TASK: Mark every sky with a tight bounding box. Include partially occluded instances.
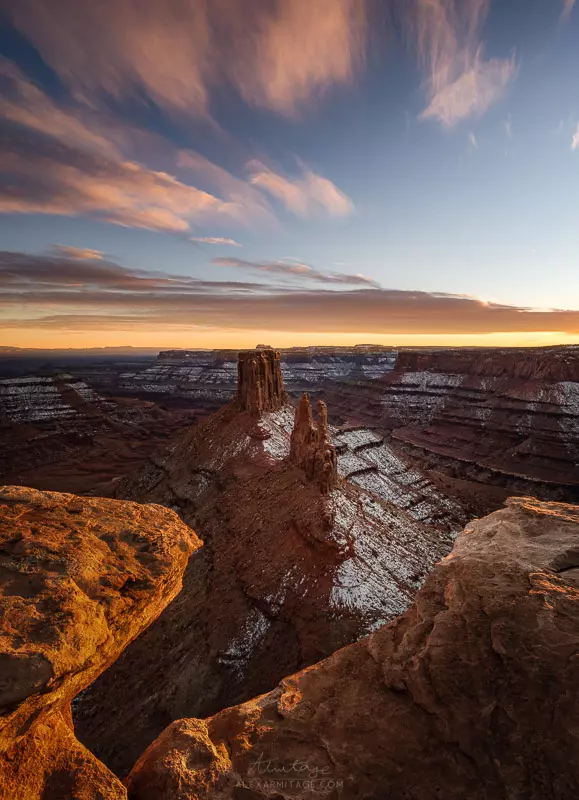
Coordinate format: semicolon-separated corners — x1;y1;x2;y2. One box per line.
1;0;579;349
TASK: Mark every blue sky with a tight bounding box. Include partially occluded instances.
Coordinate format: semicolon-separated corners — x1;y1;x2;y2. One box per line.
1;0;579;347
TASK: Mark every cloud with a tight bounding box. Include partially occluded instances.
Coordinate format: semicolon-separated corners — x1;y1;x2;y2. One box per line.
248;161;353;218
0;127;228;232
52;245;104;260
190;237;243;247
7;0;366;119
468;131;478;149
421;53;516;126
572;124;579;151
232;0;366;116
403;0;515;126
0;61;120;160
2;250;579;336
561;0;576;22
0;67;276;234
0;250;264;295
213;257;379;286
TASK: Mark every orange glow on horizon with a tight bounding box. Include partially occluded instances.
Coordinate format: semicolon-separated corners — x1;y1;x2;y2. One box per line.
2;328;578;350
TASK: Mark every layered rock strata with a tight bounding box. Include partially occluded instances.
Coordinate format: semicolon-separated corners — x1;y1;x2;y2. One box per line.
290;394;339;494
74;353;457;777
237;349;287;415
0;485;200;799
119;346;397;403
125;497;579;800
325;346;579;505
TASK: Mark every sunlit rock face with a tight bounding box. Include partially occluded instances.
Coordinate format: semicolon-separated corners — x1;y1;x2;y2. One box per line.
74;351;458;778
0;485;200;800
290;393;339;494
125;497;579;800
237;349;287;415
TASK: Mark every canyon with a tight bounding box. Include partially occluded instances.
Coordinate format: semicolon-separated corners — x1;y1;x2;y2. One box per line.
326;345;579;505
2;485;578;797
5;344;578;515
73;349;459;776
125;496;579;800
0;347;578;797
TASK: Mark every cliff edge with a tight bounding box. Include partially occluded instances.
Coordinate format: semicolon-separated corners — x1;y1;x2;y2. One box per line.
0;485;201;800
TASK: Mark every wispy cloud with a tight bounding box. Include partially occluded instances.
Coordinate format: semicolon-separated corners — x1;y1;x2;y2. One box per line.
248;161;353;218
505;117;513;138
213;257;379;287
0;65;275;234
190;237;243;247
7;0;365;119
469;131;478;148
234;0;366;116
3;250;579;335
403;0;515;126
0;250;264;295
561;0;576;22
572;124;579;150
51;245;104;261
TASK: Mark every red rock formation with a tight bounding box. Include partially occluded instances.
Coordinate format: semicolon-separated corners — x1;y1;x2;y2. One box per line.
76;396;455;777
325;346;579;499
0;485;201;800
125;497;579;800
290;393;339;494
392;345;579;382
237;349;286;415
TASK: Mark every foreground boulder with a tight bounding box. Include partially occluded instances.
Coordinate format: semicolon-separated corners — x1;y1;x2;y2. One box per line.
0;485;201;799
126;497;579;800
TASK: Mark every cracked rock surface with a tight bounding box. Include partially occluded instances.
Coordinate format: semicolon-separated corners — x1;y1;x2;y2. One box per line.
0;485;200;800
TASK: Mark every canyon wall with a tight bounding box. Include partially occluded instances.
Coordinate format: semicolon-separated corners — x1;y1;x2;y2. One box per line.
326;346;579;500
118;346;397;402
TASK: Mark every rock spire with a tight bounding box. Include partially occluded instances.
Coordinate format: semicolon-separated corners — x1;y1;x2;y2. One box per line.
290;393;339;494
237;349;287;416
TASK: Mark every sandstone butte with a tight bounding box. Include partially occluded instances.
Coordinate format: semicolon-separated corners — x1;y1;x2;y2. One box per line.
125;497;579;800
0;485;201;800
